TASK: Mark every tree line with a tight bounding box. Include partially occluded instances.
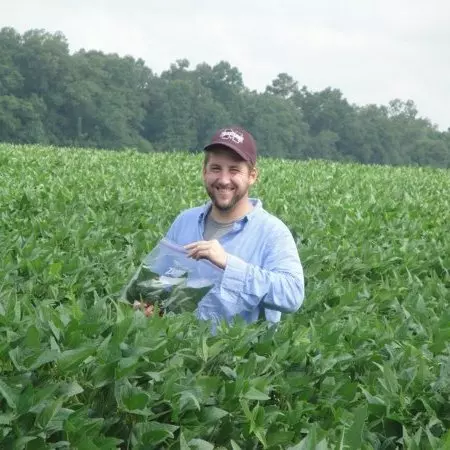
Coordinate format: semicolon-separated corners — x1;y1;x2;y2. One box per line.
1;27;449;168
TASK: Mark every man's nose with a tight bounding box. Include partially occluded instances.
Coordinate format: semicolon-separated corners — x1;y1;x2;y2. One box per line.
217;170;231;183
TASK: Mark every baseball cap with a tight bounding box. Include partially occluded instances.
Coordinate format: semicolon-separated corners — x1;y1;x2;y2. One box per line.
204;126;257;166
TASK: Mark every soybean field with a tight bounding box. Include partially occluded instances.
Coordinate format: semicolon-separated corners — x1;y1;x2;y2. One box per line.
0;144;449;449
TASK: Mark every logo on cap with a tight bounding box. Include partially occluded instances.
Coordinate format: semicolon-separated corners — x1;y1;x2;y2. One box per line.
219;129;244;144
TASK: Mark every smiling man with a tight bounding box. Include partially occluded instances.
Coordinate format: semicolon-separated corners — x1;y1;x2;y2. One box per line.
164;126;305;326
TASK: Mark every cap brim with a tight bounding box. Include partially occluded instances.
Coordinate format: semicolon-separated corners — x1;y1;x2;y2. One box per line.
204;141;250;163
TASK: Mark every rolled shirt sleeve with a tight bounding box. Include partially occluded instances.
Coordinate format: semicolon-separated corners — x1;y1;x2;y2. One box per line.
219;225;304;314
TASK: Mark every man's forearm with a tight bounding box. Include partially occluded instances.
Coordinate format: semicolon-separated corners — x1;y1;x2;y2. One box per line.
220;253;304;314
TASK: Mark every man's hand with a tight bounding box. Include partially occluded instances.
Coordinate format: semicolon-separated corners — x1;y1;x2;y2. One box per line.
184;240;228;269
132;301;154;317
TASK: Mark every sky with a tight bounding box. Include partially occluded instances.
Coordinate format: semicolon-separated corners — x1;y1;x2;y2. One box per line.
2;0;449;131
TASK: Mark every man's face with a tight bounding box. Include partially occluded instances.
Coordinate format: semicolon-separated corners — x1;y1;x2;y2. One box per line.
203;150;257;212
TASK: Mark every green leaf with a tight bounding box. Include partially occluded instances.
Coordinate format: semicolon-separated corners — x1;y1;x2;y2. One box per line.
36;397;64;429
344;403;368;449
59;381;84;399
253;428;267;448
267;431;296;446
49;261;63;277
49;441;71;448
23;384;60;415
201;406;229;423
201;335;208;362
180;432;190;450
360;386;387;414
0;378;18;409
188;439;215;450
29;349;60;370
115;380;151;414
179;390;201;413
145;371;163;382
58;346;95;372
24;325;41;349
133;421;179;446
115;355;140;379
230;440;242;450
243;387;270;401
287;425;328;450
13;436;38;447
0;412;15;425
123;391;149;411
220;366;237;379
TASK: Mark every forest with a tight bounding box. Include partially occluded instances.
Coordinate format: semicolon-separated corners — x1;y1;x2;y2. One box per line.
1;27;449;168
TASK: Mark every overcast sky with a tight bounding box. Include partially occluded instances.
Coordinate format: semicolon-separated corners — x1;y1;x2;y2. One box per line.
2;0;449;130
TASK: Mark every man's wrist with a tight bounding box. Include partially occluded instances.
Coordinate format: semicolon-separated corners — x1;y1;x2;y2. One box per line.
219;253;228;270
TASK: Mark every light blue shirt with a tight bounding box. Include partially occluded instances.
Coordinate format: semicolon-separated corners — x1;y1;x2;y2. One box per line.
164;198;305;325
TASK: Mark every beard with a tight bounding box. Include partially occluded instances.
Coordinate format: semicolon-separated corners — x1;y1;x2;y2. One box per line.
206;183;247;212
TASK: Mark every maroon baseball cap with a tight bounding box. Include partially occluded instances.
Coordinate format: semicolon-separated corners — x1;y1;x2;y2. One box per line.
204;126;257;165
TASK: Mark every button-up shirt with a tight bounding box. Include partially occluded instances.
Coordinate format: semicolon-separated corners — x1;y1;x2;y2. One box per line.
164;198;305;325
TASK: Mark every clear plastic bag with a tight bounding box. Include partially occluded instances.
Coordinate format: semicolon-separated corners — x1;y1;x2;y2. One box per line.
123;238;223;314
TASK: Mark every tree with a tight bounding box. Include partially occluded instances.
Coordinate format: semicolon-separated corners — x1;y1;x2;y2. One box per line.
387;99;418;120
0;95;46;143
240;92;309;159
63;50;151;148
143;77;231;151
265;73;298;99
193;61;246;121
304;130;340;161
355;104;399;165
13;29;73;144
0;27;24;96
293;86;367;161
160;58;191;82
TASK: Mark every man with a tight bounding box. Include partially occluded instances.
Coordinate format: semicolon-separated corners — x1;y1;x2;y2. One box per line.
164;126;305;326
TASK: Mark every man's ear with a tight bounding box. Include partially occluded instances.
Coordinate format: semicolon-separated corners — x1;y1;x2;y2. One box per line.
249;166;258;185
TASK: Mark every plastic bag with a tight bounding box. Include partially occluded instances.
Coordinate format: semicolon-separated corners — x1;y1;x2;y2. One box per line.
123;238;223;314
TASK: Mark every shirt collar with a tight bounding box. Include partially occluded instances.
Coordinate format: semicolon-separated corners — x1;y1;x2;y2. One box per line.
198;198;263;224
